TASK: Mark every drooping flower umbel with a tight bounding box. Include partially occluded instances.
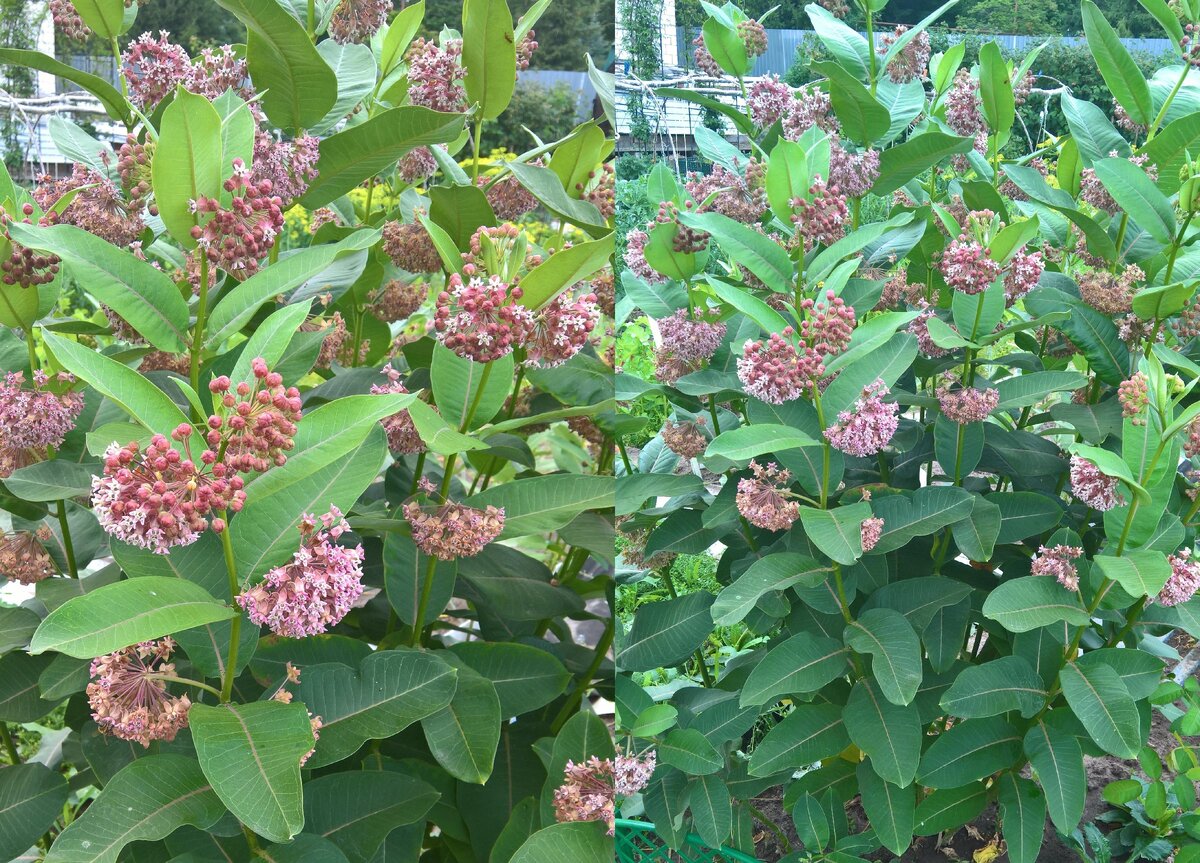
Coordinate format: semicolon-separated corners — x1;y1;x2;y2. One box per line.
0;370;84;477
406;38;468;112
552;751;657;836
0;526;56;585
736;461;800;531
87;638;191;747
328;0;390;43
824;380;899;457
936;376;1000;425
370;364;425;455
1069;455;1125;511
404;500;506;560
1031;544;1085;591
662;419;709;460
237;508;365;638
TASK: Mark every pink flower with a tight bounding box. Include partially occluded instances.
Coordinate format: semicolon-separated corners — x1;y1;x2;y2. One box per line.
861;516;884;553
328;0;390;43
206;359;303;474
658;308;726;363
791;178;848;249
737;461;800;531
623;229;665;285
909;302;952;358
0;370;83;460
1031;544;1084;591
33;164;143;247
800;291;856;356
406;38;467;112
824;380;899;457
1157;549;1200;606
936;378;1000;424
50;0;90;40
829;143;880;199
879;26;930;83
748;75;793;127
946;70;984;136
553;752;656;836
399;147;438;184
1118;373;1149;424
88;639;191;747
737;19;768;57
252;132;320;204
191;160;285;274
370;365;425;455
941;237;1001;295
1003;249;1044;303
122;32;191;110
404;500;506;560
187;45;251;102
0;526;56;584
1070;455;1125;511
782;86;839;140
237;508;365;638
737;329;823;404
433;273;535;363
684;163;767;224
526;289;600;368
692;34;723;76
482;174;539;220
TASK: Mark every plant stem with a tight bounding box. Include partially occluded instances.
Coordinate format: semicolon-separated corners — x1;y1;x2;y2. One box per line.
1113;212;1130;266
56;500;78;578
410;556;439;648
24;327;36;373
471;119;484;182
952;421;965;485
218;512;241;703
147;674;223;699
617;439;634;474
550;616;614;732
409;450;427;496
813;390;830;508
0;724;20;764
707;395;721;435
1147;61;1190;141
1165;211;1194;284
747;803;793;855
865;6;877;95
306;0;316;40
111;37;128;102
190;255;210;401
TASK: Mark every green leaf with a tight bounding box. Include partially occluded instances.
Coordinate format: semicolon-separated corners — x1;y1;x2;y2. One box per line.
42;332;189;433
711;554;828;626
462;0;517;119
747;703;850;777
1132;282;1194;321
950;495;1001;561
812;61;890;145
506;161;609;237
804;3;869;79
844;608;922;706
300;107;466;207
508;822;612;863
1093;157;1175;244
766;139;808;223
0;653;54;721
704;423;820;461
700;15;748;77
1081;0;1154;127
0;282;41;330
1076;648;1165;699
383;533;456;630
213;0;337;130
858;760;914;856
517;233;613;310
190;701;314;843
1025;720;1086;833
658;728;723;775
618;591;715;670
616;474;705;516
630;703;679;738
982;576;1092;633
6;223;189;352
152;90;223;250
994;371;1088;411
0;49;127;123
43;756;223;863
939;656;1047;719
205;230;381;347
229;301;311;388
0;763;68;862
449;642;570;719
467;474;613;538
1093;551;1172;598
821;331;917;419
1144;111;1200;194
979;42;1015;144
868;487;974;554
843;678;922;787
991;492;1067;546
303;769;438;862
422;662;501;784
872;131;974;196
915;783;989;836
740;633;848;707
689;774;732;849
798;502;871;565
675;210;794;293
998;773;1047;863
1058;662;1141;758
295;649;458;769
431;345;512;430
3;460;94;502
792;793;831;851
29;576;235;658
917;716;1024;788
0;606;39;654
69;0;125;38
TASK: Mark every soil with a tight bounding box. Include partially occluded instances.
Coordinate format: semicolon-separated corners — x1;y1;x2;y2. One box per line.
748;633;1200;862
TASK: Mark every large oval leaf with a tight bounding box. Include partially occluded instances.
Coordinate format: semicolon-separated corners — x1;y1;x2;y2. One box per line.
152;90;223;251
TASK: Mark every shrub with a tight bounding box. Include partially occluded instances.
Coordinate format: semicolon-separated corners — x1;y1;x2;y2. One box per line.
0;1;616;860
617;2;1200;861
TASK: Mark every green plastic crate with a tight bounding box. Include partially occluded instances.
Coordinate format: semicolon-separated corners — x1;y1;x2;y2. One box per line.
615;818;761;862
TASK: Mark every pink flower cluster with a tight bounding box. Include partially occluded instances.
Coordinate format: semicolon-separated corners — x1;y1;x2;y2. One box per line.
736;461;800;531
909;302;951;358
662;419;709;459
87;639;191;747
1;204;61;288
207;359;303;474
0;526;55;585
433;273;535;363
879;26;930;83
404;500;506;560
1069;455;1125;511
237;508;365;638
737;329;824;404
34;164;143;248
800;291;856;356
748;75;793;127
623;229;664;284
526;288;600;368
791;178;849;249
655;308;727;385
0;370;83;466
483;173;540;220
1157;549;1200;606
1003;249;1044;304
946;70;984;136
370;364;425;455
861;516;884;553
941;237;1001;295
783;86;838;140
1031;545;1084;591
328;0;390;43
406;38;468;112
936;378;1000;424
684;163;767;224
692;34;723;76
1118;372;1149;424
399;147;439;184
50;0;90;40
553;752;657;836
825;380;900;456
252;132;320;204
191;160;285;274
829;143;881;199
122;32;191;109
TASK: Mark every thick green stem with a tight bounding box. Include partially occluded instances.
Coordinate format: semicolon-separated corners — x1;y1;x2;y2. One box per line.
952;421;965;485
1165;211;1194;284
147;674;223;699
865;6;877;95
218;513;241;703
410;556;439;648
24;328;36;373
408;450;427;496
1147;61;1190;142
550;617;614;732
1113;213;1130;266
471;120;484;182
56;500;78;579
306;0;316;40
813;391;831;508
747;803;793;855
190;255;210;400
0;724;19;764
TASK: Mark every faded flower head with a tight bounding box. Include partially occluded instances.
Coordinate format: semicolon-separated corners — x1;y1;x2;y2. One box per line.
553;752;656;835
404;500;506;560
936;377;1000;425
908;302;952;359
879;25;930;83
824;380;899;457
1031;545;1084;592
370;364;425;455
34;164;143;247
88;638;191;747
482;173;539;220
1158;549;1200;606
1077;265;1143;315
685;162;767;224
433;272;535;363
1069;455;1125;511
737;461;800;531
946;69;984;136
237;508;365;638
383;219;444;273
737;329;824;404
661;418;709;459
0;525;55;584
399;147;439;184
328;0;390;43
372;278;428;322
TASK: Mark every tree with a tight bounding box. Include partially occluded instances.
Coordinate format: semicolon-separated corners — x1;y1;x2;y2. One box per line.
118;0;242;48
955;0;1062;35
